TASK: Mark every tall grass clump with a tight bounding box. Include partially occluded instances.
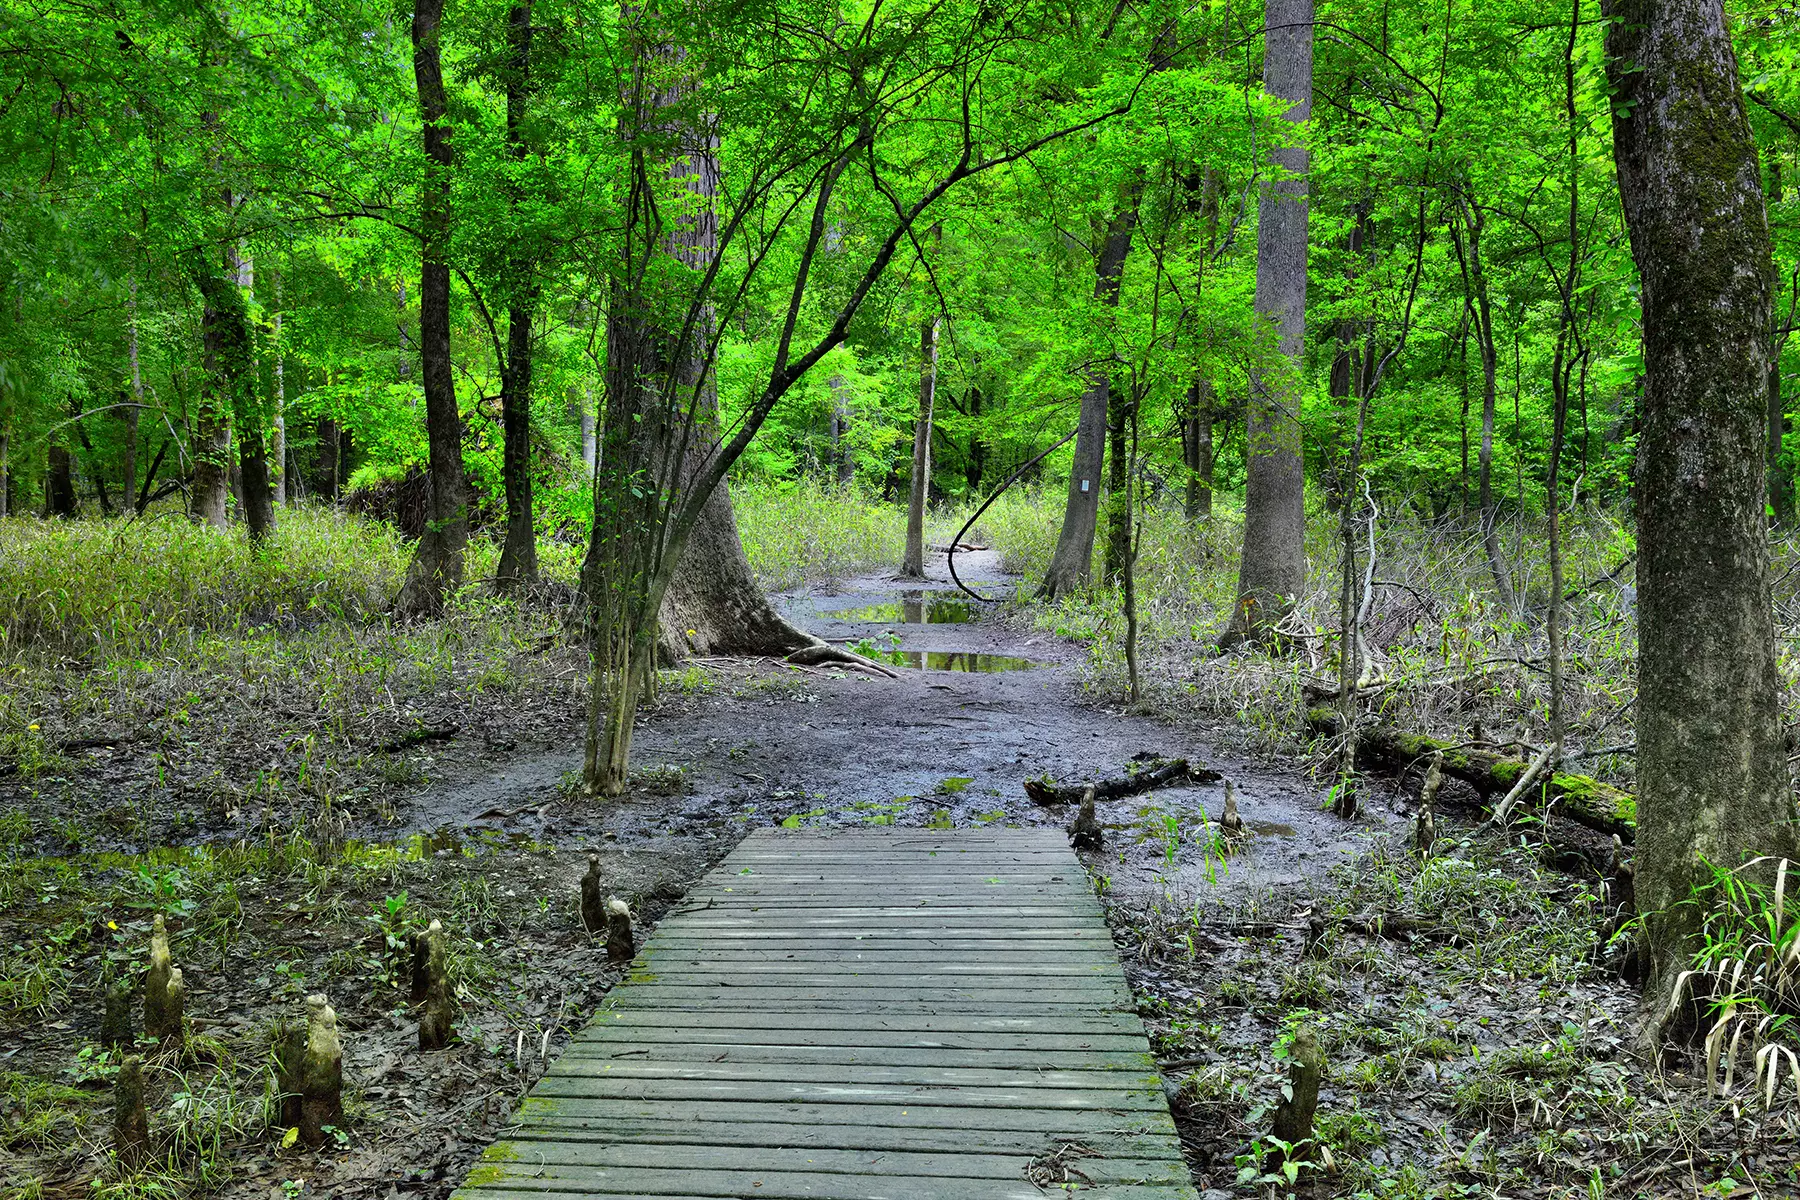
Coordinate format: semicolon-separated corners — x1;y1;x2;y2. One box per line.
734;478;908;590
971;487;1062;580
0;510;411;657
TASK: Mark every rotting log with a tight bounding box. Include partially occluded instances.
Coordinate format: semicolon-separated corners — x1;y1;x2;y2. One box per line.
1024;757;1222;806
1307;709;1635;842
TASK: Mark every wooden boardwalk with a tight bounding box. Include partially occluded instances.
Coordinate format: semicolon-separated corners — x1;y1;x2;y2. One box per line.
456;827;1197;1199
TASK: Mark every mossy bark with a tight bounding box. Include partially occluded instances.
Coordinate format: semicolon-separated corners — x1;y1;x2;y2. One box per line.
1604;0;1800;1019
113;1054;150;1168
1307;710;1636;840
300;993;342;1146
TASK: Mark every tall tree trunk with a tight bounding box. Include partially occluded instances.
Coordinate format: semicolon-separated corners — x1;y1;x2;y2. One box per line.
965;386;985;495
1181;377;1214;520
828;374;854;488
1604;0;1800;1029
496;0;539;592
1770;349;1791;527
0;432;9;517
124;274;142;510
229;246;275;540
397;0;470;616
48;444;77;516
193;266;233;527
902;313;939;578
1102;380;1132;580
271;274;287;507
1454;195;1515;605
1222;0;1311;649
1039;204;1137;598
316;417;341;502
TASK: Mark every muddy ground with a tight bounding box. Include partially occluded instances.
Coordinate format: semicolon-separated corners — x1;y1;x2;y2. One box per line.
3;550;1793;1199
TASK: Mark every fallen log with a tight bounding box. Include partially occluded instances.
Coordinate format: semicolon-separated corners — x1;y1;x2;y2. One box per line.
1024;757;1222;806
1307;709;1635;843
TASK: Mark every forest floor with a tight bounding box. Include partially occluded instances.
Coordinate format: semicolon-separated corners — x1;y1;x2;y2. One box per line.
2;549;1796;1200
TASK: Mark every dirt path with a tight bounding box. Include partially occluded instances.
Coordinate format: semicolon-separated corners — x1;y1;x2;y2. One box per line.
417;547;1396;907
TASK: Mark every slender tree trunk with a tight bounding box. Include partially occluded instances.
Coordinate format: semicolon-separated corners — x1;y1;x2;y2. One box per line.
48;444;77;516
1770;353;1791;527
271;276;287;507
1102;378;1131;581
0;432;9;517
1039;204;1137;598
398;0;470;615
125;274;142;510
230;246;275;541
1222;0;1312;649
193;264;233;527
902;314;939;578
1455;196;1515;605
316;417;341;502
1604;0;1800;1029
965;386;985;495
829;375;854;488
1181;377;1214;520
497;0;540;592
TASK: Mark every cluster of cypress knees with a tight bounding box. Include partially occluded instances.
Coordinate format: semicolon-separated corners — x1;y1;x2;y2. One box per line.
109;857;637;1167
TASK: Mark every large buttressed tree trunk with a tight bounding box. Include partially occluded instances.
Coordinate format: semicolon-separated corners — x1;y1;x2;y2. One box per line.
1039;205;1137;598
1604;0;1800;1021
1221;0;1312;649
397;0;470;616
496;0;540;592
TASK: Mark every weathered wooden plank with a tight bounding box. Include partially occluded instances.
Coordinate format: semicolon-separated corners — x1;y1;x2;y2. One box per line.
468;1144;1191;1183
619;971;1125;991
537;1059;1161;1093
454;827;1194;1200
526;1076;1167;1111
511;1096;1180;1136
574;1009;1144;1036
460;1159;1190;1196
557;1042;1154;1071
499;1119;1175;1160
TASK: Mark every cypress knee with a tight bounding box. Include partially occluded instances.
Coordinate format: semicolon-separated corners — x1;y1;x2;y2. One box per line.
101;973;133;1049
1414;751;1443;859
605;898;634;966
1268;1024;1324;1169
1070;786;1103;850
113;1054;150;1168
161;967;186;1053
419;919;455;1050
299;993;342;1147
273;1016;305;1129
408;930;430;1004
581;854;605;935
144;914;174;1040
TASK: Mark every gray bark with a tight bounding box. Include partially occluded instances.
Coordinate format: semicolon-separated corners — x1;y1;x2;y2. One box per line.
1604;0;1800;1021
125;274;142;511
902;315;939;578
397;0;471;616
1039;205;1137;598
1221;0;1312;649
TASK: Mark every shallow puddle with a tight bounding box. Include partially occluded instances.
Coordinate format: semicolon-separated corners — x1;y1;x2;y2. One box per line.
823;592;977;624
